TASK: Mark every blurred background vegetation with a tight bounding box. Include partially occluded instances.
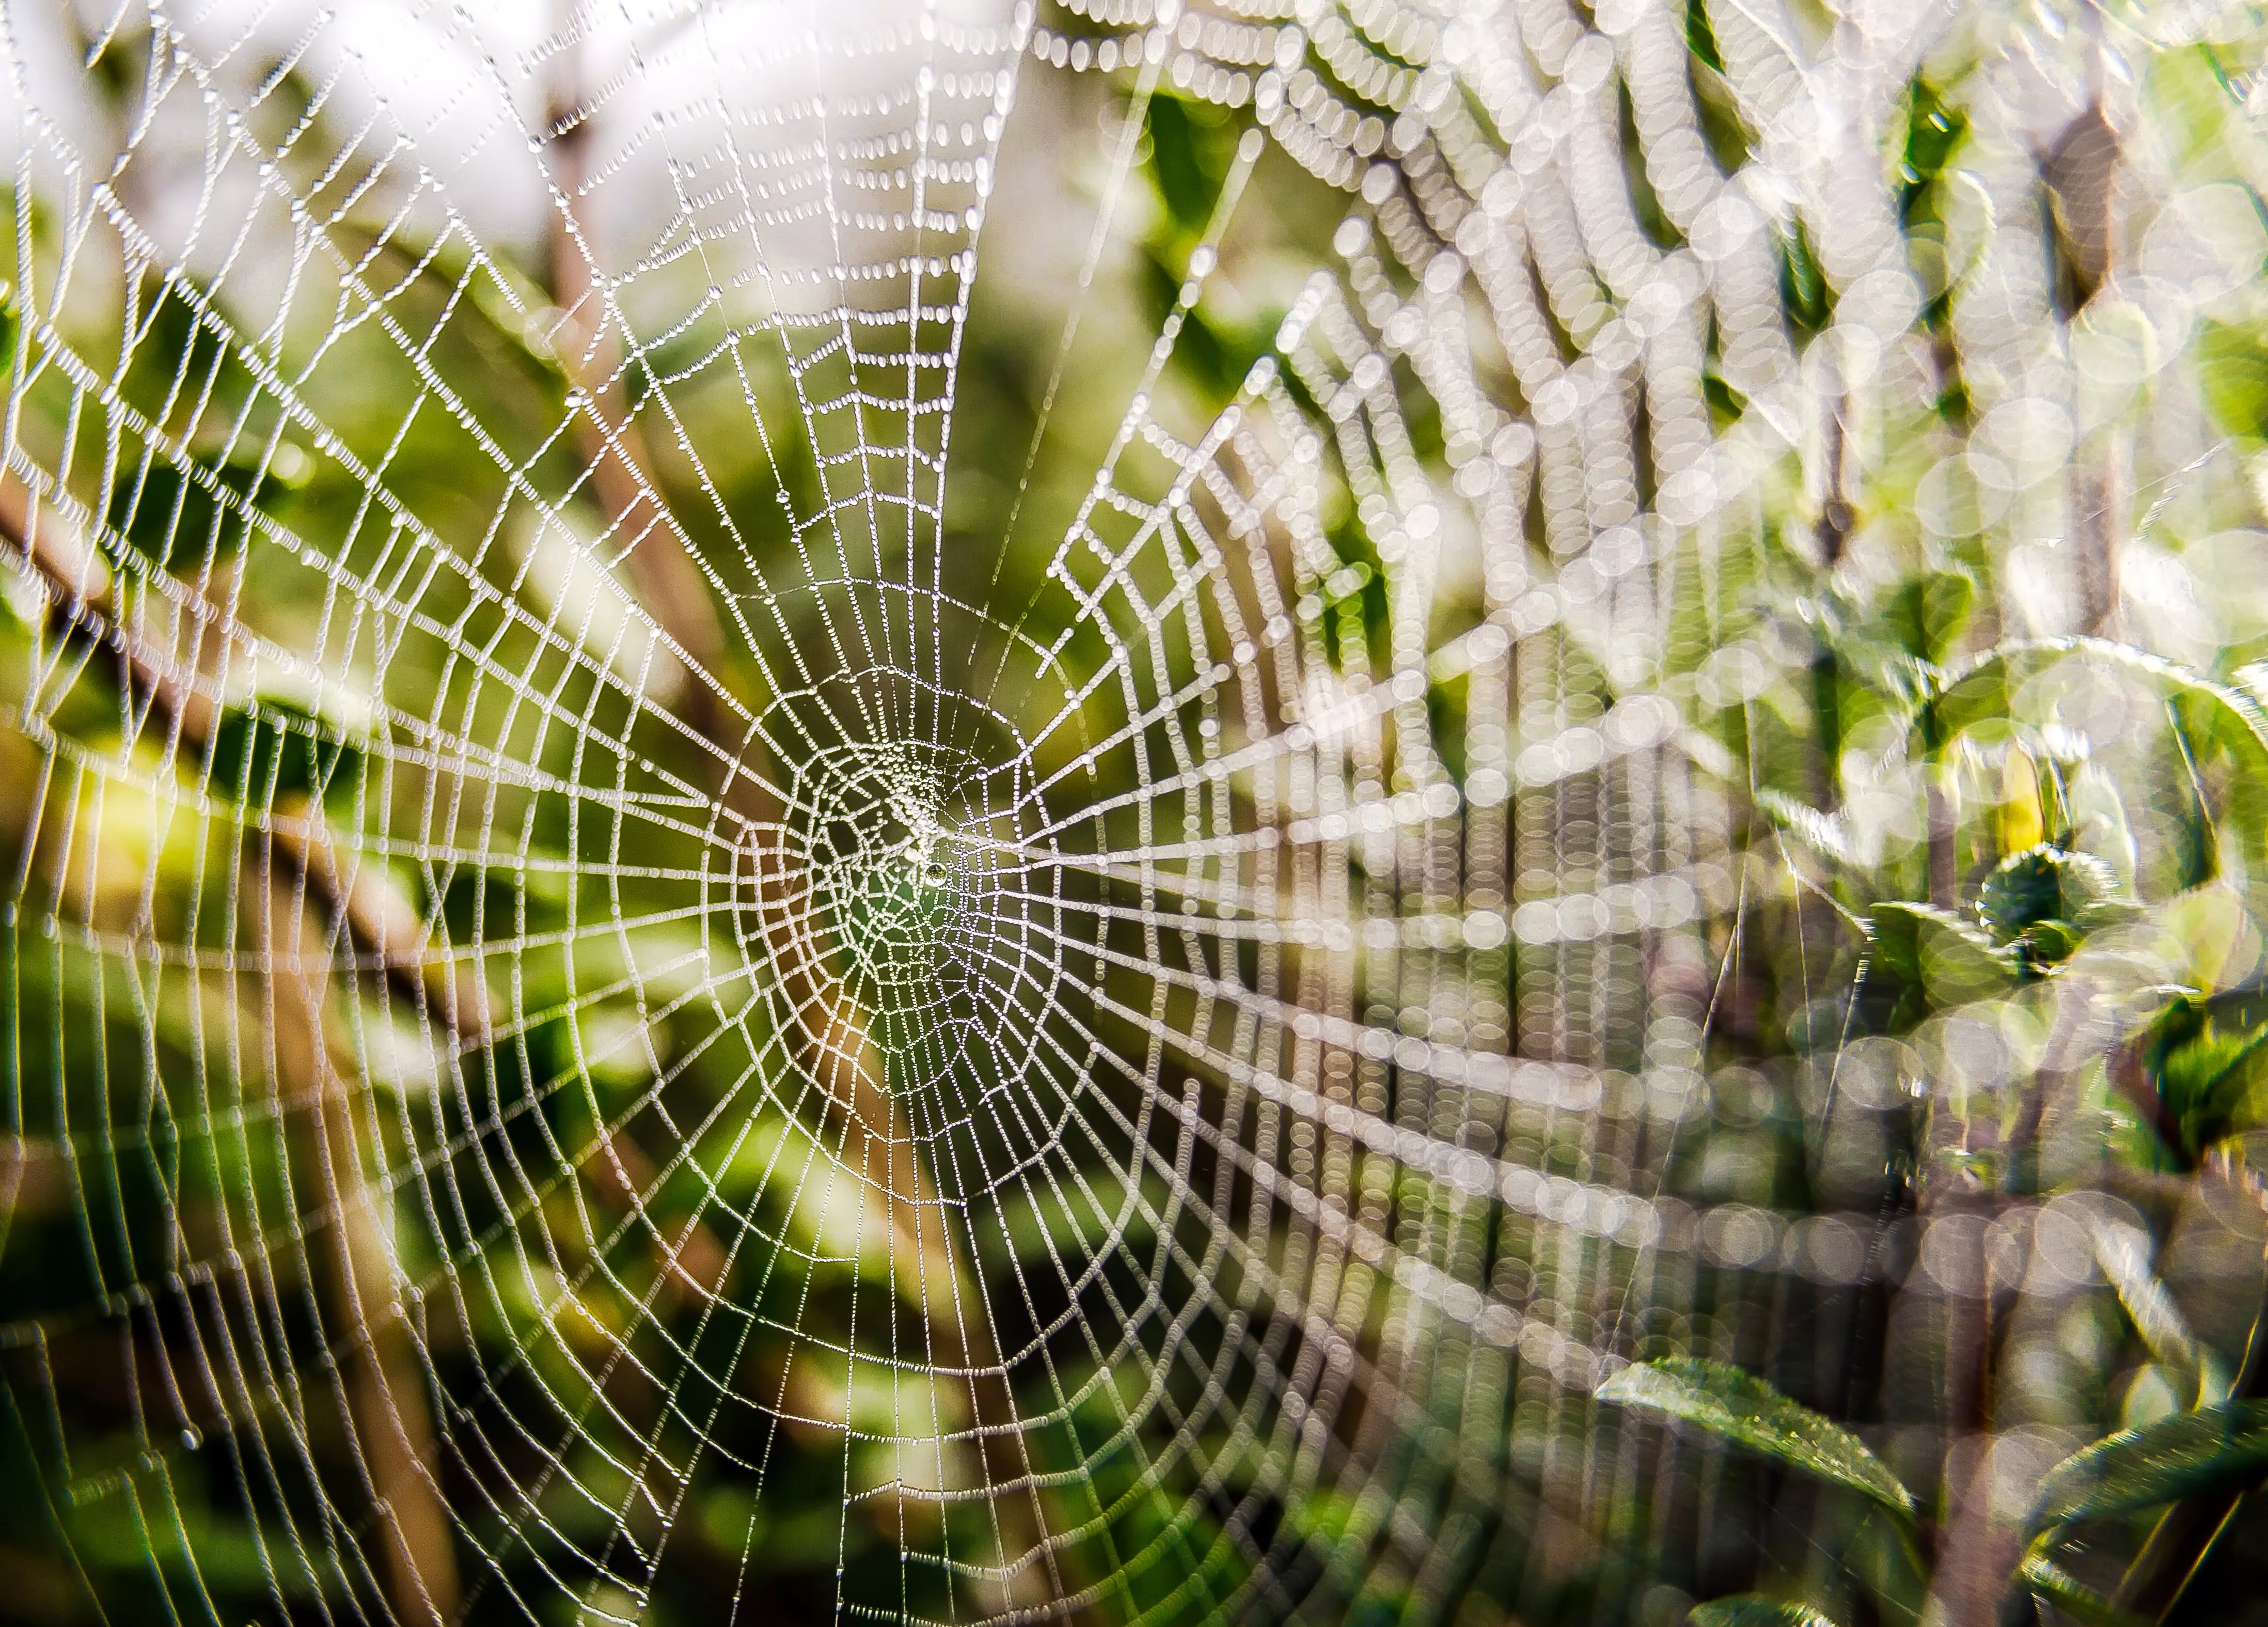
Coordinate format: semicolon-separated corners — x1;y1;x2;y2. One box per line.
5;0;2268;1625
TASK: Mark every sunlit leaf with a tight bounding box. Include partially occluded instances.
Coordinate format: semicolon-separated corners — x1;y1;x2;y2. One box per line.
1869;900;2022;1005
1880;569;1975;667
1597;1360;1916;1529
1918;640;2268;901
2017;1550;2145;1627
2143;985;2268;1156
1758;788;1861;876
2028;1400;2268;1536
1899;75;1970;223
1997;746;2045;855
2198;318;2268;441
1689;1595;1843;1627
1974;846;2136;973
2093;1222;2224;1406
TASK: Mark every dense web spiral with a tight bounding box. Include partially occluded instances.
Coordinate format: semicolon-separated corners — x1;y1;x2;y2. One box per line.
5;0;2268;1623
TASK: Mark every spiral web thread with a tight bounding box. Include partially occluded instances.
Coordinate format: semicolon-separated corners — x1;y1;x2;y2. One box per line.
0;0;2254;1622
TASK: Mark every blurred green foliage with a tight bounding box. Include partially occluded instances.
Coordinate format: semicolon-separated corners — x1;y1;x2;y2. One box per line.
6;3;2268;1626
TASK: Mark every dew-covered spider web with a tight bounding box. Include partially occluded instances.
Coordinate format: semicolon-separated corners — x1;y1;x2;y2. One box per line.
5;0;2268;1622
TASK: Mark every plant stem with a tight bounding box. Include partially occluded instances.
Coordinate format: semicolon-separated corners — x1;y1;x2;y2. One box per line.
257;847;461;1625
542;18;734;764
2;467;472;1622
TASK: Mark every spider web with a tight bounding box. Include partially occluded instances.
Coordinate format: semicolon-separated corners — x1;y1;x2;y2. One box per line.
0;0;2247;1623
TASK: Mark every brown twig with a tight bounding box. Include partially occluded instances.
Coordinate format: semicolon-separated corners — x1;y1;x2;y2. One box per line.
2071;431;2128;640
1926;763;1960;911
541;33;732;762
258;844;462;1625
2044;98;2127;638
270;794;492;1043
1;467;464;1624
577;1125;732;1304
1;471;484;1031
1812;384;1852;812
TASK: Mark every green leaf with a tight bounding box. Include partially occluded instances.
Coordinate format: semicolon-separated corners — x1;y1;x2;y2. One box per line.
1975;846;2128;941
2028;1400;2268;1536
1868;901;2022;1006
2198;318;2268;441
1879;569;1975;666
2092;1222;2223;1405
1684;0;1725;71
1143;91;1235;238
1777;216;1836;339
1683;0;1753;173
2017;1551;2145;1627
102;449;287;568
1973;845;2138;972
1915;640;2268;914
1757;789;1860;876
1596;1359;1916;1530
2167;706;2222;891
2143;986;2268;1157
208;696;368;813
1690;1595;1842;1627
1899;77;1970;224
2234;659;2268;723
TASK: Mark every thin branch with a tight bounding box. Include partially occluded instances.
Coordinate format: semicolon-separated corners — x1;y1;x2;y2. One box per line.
1;469;463;1625
0;472;477;1030
542;34;732;759
257;843;461;1626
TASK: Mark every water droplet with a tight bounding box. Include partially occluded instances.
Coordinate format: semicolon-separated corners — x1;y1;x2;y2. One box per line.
180;1427;201;1451
922;861;948;888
